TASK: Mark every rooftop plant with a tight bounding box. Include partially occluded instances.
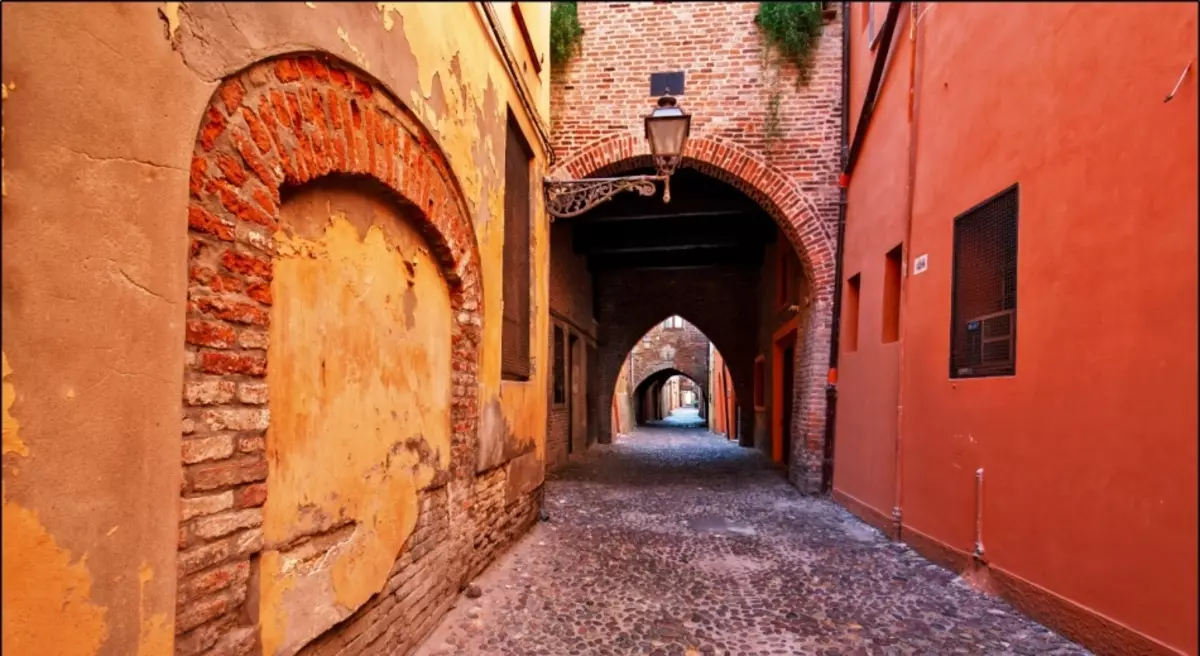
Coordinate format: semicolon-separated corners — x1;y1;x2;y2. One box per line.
755;2;826;148
550;1;584;66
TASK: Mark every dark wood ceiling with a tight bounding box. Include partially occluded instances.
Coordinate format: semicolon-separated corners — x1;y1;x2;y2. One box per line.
566;167;778;273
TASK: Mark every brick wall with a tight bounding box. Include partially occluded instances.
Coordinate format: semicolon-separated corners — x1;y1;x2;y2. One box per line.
550;2;843;492
594;266;760;447
546;219;597;471
628;319;711;404
177;54;541;655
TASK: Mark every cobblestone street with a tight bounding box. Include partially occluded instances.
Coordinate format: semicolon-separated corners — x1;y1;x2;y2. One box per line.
417;424;1088;655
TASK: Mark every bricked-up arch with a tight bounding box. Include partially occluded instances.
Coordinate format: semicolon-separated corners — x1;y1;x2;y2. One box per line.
561;139;836;494
177;54;483;654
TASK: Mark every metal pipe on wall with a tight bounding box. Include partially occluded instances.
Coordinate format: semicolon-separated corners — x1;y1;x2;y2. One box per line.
893;0;923;537
824;1;903;494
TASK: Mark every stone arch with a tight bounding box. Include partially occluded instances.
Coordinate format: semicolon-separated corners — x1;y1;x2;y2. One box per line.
176;52;483;654
571;139;836;494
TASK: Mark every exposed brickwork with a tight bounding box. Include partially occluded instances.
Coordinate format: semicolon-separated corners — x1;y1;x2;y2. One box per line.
550;2;843;494
594;266;760;458
177;54;536;655
628;319;711;407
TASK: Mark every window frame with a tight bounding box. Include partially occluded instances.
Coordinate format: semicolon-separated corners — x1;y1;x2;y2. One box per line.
948;183;1020;380
501;109;533;381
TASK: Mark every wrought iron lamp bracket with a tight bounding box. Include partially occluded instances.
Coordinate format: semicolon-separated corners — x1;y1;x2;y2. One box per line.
544;156;683;221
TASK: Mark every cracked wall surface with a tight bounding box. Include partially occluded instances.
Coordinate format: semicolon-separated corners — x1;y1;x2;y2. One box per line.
1;2;551;655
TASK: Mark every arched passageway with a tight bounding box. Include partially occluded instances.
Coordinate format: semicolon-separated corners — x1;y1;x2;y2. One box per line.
548;153;833;492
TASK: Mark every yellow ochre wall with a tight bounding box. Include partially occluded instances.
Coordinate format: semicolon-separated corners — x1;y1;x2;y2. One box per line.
1;3;552;655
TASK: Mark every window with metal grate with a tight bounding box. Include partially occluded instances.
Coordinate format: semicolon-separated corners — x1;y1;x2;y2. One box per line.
950;184;1019;378
502;111;533;381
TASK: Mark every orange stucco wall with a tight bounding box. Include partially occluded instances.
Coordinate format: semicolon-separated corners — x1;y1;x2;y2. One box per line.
834;4;1198;655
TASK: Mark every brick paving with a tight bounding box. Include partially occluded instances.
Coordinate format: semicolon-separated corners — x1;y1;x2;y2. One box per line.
416;426;1089;656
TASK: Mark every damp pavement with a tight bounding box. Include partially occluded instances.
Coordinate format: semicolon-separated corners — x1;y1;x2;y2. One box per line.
415;426;1089;656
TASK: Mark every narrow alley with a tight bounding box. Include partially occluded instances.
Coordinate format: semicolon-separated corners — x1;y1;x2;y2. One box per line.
3;3;1195;655
418;418;1087;656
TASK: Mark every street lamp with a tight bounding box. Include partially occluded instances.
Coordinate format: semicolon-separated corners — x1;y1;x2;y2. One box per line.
545;94;692;220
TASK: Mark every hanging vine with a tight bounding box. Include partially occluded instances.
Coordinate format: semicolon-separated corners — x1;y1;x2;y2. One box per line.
755;2;827;149
550;1;585;66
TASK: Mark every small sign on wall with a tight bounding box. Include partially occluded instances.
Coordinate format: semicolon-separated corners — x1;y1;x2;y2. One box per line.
913;254;929;275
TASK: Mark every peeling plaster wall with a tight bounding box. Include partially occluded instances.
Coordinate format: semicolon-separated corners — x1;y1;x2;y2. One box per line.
262;184;452;656
1;2;551;655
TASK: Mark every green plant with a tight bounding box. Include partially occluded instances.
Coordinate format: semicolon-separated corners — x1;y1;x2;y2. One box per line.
550;1;584;66
754;2;825;149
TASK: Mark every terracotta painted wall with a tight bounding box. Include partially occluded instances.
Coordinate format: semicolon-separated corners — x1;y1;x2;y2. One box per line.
834;4;1198;655
2;2;553;655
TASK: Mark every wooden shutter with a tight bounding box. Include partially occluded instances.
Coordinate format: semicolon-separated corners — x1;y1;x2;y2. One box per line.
502;113;533;380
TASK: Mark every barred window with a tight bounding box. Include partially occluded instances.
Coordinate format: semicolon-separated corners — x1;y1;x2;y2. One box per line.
502;111;532;380
950;185;1019;378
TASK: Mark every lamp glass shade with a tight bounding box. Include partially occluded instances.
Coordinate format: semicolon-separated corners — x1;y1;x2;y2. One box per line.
645;108;691;158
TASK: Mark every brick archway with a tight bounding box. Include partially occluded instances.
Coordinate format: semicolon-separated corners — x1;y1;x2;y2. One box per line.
551;134;835;298
560;135;835;494
177;53;482;653
631;367;707;424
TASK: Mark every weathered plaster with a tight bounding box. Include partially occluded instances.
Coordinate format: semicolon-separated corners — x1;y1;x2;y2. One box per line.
261;186;451;656
2;354;109;656
171;0;552;485
136;564;171;656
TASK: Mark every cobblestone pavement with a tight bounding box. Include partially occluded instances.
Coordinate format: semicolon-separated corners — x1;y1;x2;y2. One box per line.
417;427;1088;656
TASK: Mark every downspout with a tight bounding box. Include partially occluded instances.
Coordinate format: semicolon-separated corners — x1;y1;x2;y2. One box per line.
894;1;923;537
822;1;902;494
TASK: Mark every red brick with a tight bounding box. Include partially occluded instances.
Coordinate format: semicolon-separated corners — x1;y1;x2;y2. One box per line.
189;457;268;491
198;352;267;377
218;80;245;114
329;67;353;92
241;107;273;153
250;187;277;216
274;59;301;83
182;435;236;464
234;483;267;509
190;157;210;198
220;249;272;280
210;180;277;231
179;561;250;606
186;320;237;349
245;282;272;305
215;152;249;186
188;206;234;241
194;297;268;326
199;106;227;151
181;491;234;521
192;508;262;540
232;131;279;196
176;592;231;634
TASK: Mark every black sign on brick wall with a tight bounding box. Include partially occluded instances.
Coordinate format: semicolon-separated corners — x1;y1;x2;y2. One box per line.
650;71;685;96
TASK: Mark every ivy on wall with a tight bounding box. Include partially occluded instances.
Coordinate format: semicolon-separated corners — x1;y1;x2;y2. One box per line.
550;1;584;66
755;2;827;148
